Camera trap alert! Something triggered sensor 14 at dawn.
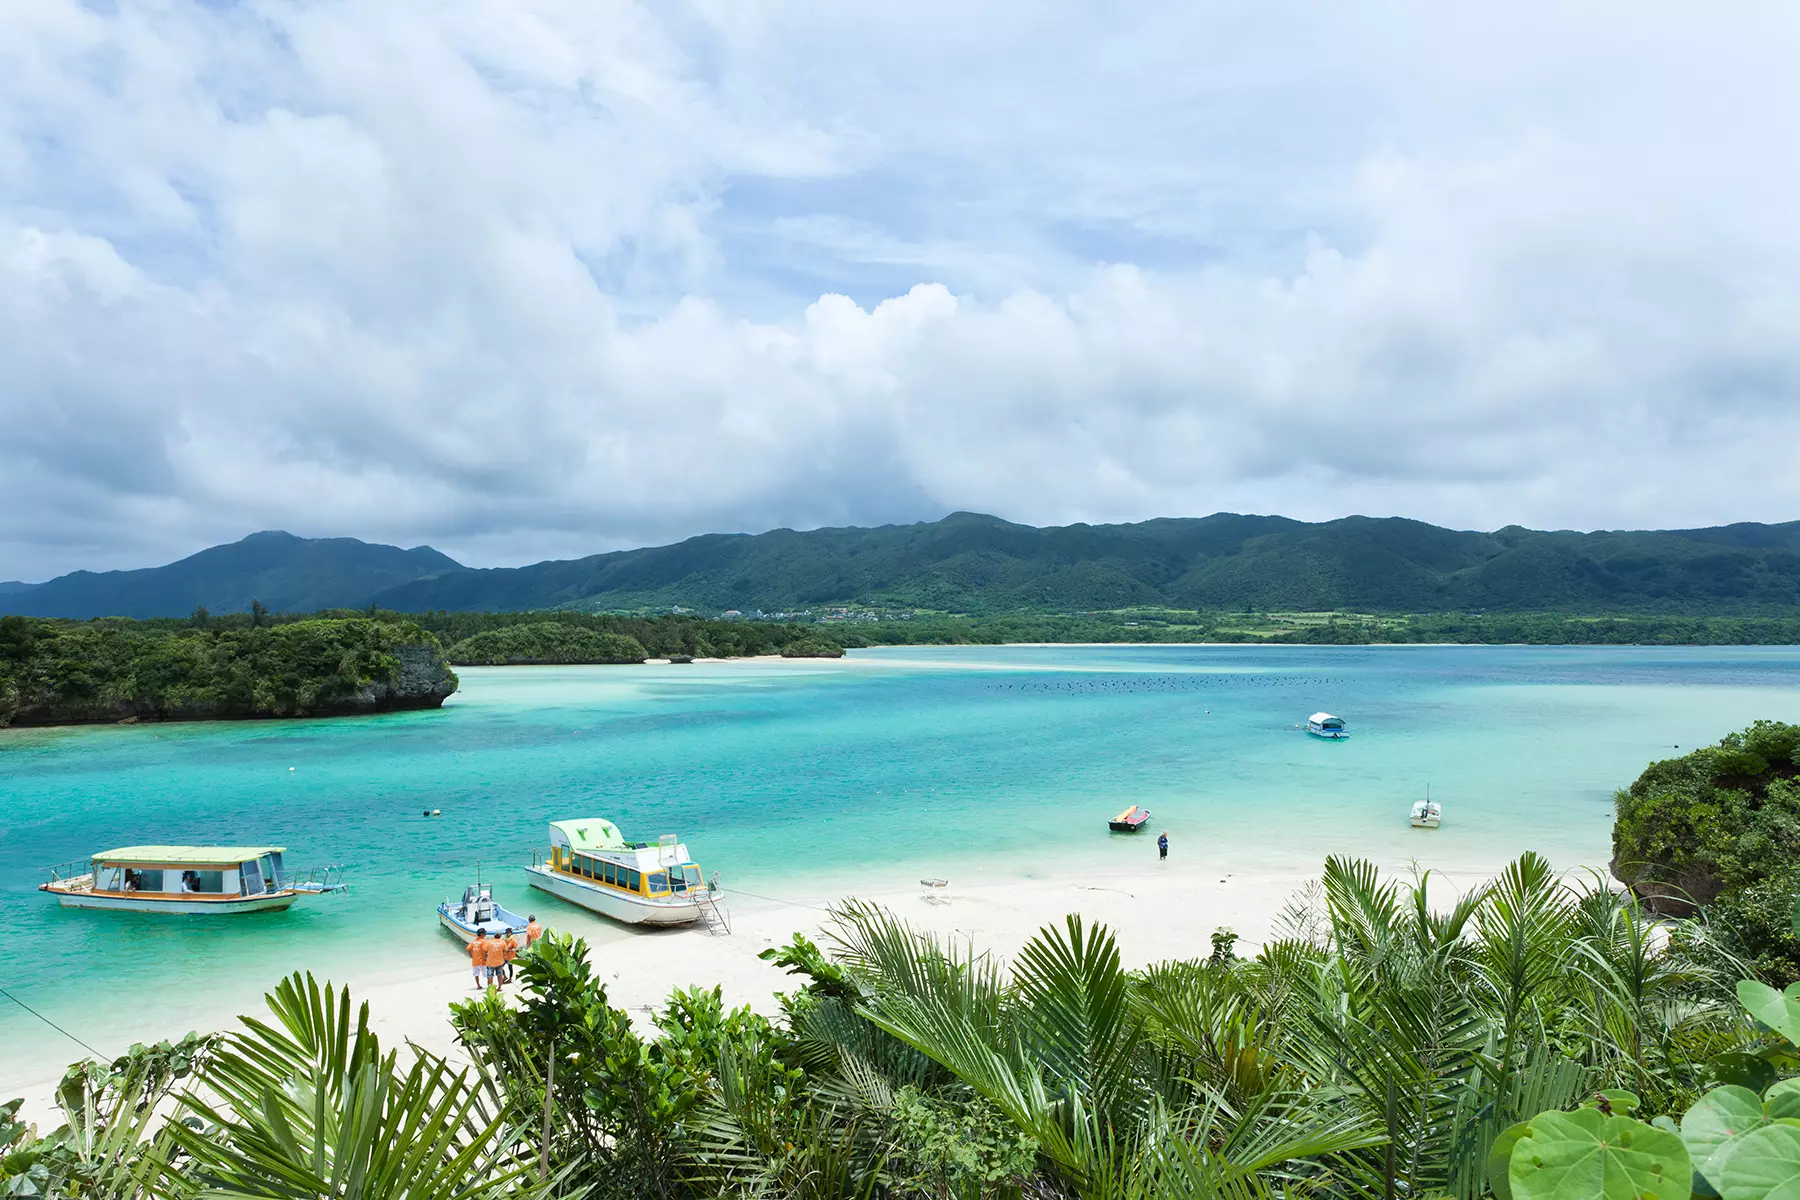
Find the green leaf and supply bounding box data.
[1509,1108,1691,1200]
[1488,1121,1531,1200]
[1585,1089,1641,1115]
[1716,1122,1800,1200]
[1709,1052,1779,1094]
[1768,1079,1800,1122]
[1740,980,1800,1046]
[1683,1085,1767,1191]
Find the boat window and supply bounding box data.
[262,854,283,890]
[624,868,641,892]
[241,860,265,895]
[124,868,165,893]
[179,870,226,894]
[599,861,614,886]
[94,865,124,891]
[647,871,669,894]
[682,865,703,889]
[582,855,596,879]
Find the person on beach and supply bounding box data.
[1157,831,1169,860]
[500,930,519,983]
[526,915,543,947]
[483,929,508,987]
[468,929,489,990]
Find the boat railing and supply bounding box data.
[43,859,92,886]
[287,864,350,894]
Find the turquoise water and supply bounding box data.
[4,644,1799,1089]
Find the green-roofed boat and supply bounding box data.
[39,846,346,914]
[524,819,708,926]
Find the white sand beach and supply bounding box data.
[4,849,1509,1127]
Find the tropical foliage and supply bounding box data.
[20,852,1798,1199]
[444,622,649,665]
[0,615,457,726]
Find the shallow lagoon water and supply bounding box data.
[3,643,1798,1087]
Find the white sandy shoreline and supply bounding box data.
[2,850,1534,1126]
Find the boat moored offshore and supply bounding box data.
[523,819,709,926]
[1306,712,1349,739]
[1410,789,1442,828]
[38,846,345,914]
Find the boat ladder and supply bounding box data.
[694,877,732,935]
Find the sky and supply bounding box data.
[3,2,1799,580]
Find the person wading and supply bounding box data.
[468,929,489,990]
[1157,831,1169,860]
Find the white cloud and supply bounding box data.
[2,0,1798,578]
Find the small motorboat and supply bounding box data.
[1410,789,1442,829]
[1307,713,1349,739]
[1109,805,1152,832]
[438,883,531,944]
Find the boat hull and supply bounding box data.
[1108,820,1149,832]
[437,902,533,943]
[523,865,701,926]
[45,889,300,914]
[1307,729,1348,739]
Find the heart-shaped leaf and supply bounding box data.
[1683,1085,1767,1192]
[1510,1108,1691,1200]
[1488,1120,1531,1200]
[1768,1079,1800,1122]
[1716,1122,1800,1200]
[1740,981,1800,1047]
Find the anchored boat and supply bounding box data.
[523,818,708,926]
[1410,788,1442,829]
[39,846,345,914]
[1306,712,1349,739]
[1108,805,1152,832]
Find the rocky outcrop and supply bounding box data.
[319,644,459,715]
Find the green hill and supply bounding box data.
[0,532,463,619]
[369,512,1800,615]
[9,513,1800,619]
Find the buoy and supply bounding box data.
[422,810,430,817]
[288,766,295,771]
[432,809,441,817]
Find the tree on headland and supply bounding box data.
[249,599,268,627]
[189,605,208,627]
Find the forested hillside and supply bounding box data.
[9,512,1800,619]
[370,511,1800,615]
[0,531,461,618]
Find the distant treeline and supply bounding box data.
[0,615,457,727]
[824,611,1800,646]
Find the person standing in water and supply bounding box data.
[1157,831,1169,860]
[468,929,489,990]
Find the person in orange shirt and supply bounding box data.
[482,929,509,987]
[468,929,489,990]
[499,930,519,984]
[525,916,543,947]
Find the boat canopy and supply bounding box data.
[548,819,625,854]
[1308,713,1345,727]
[92,845,284,865]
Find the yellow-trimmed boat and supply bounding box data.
[523,819,707,926]
[40,846,344,914]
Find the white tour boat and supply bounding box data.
[1307,712,1349,739]
[39,846,345,914]
[523,818,708,926]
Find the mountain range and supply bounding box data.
[5,512,1800,619]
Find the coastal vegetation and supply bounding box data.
[1613,720,1800,982]
[0,615,457,726]
[8,852,1799,1199]
[445,622,650,666]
